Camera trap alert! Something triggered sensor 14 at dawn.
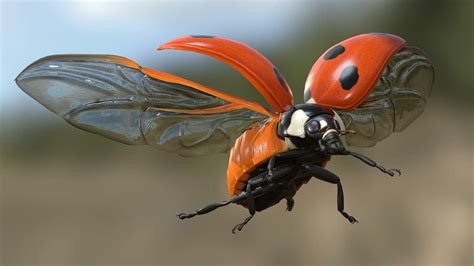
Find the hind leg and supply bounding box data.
[177,185,266,220]
[178,184,276,233]
[177,193,248,220]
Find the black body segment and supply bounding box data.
[178,142,399,232]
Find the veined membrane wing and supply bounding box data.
[16,55,273,156]
[336,47,434,147]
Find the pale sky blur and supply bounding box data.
[1,0,393,121]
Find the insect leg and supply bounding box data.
[285,181,297,211]
[286,197,295,212]
[266,149,311,181]
[176,188,260,220]
[302,163,358,224]
[345,151,401,177]
[232,182,256,234]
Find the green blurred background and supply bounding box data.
[1,0,472,265]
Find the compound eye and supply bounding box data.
[306,119,320,133]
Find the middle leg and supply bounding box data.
[302,163,358,224]
[232,182,257,233]
[284,181,297,211]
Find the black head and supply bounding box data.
[278,103,345,152]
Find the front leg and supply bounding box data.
[318,134,399,177]
[343,151,401,177]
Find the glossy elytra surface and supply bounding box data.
[158,36,294,113]
[304,33,406,110]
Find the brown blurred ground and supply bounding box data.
[1,0,473,265]
[3,96,472,265]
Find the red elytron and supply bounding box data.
[158,36,294,112]
[305,33,406,109]
[16,33,433,233]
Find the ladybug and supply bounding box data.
[16,33,433,233]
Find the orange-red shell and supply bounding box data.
[227,119,287,196]
[304,33,406,110]
[158,35,294,113]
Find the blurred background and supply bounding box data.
[1,0,472,265]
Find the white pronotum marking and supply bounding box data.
[286,109,309,138]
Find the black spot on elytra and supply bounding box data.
[339,65,359,90]
[323,45,345,60]
[273,67,290,92]
[190,35,216,38]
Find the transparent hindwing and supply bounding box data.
[336,47,434,147]
[16,55,270,156]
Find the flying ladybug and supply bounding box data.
[16,33,434,233]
